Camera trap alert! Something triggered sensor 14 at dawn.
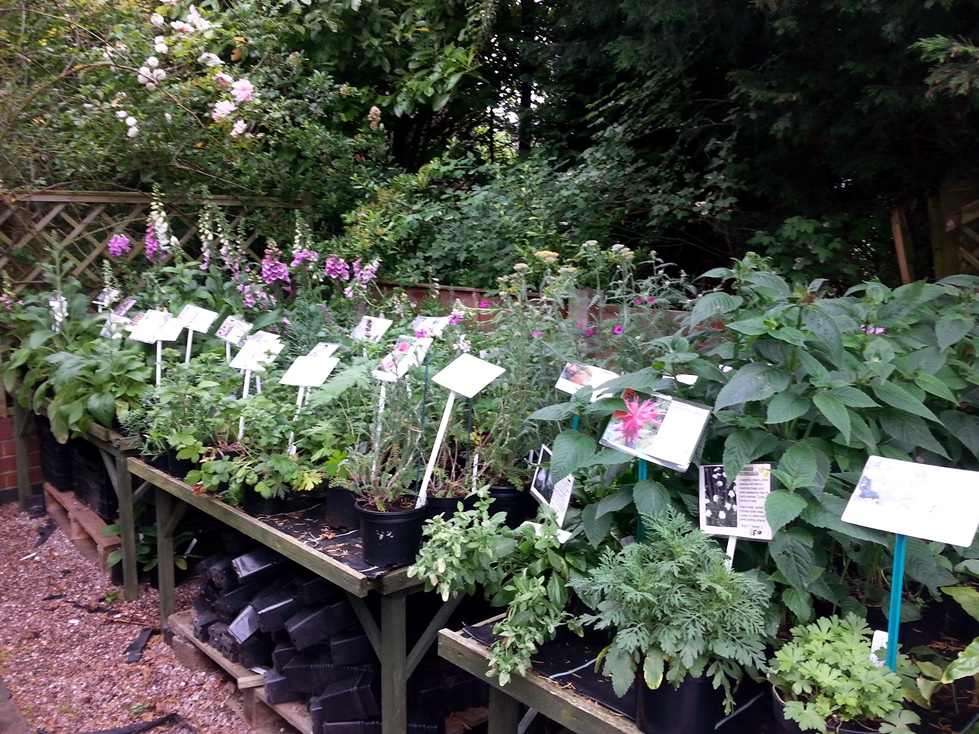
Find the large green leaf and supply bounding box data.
[803,308,843,362]
[595,368,674,395]
[714,363,791,411]
[528,403,576,421]
[633,479,670,516]
[771,527,816,591]
[878,411,950,460]
[801,492,889,545]
[904,538,957,594]
[582,503,615,548]
[765,490,808,532]
[943,639,979,683]
[765,392,811,425]
[745,270,791,297]
[687,292,744,327]
[941,410,979,459]
[722,428,779,481]
[913,373,957,404]
[771,441,818,490]
[941,586,979,623]
[781,587,813,623]
[595,486,633,518]
[936,314,974,351]
[813,393,851,444]
[872,380,939,423]
[726,318,769,336]
[550,430,596,482]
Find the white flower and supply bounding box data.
[198,52,223,66]
[171,20,193,32]
[145,56,159,68]
[164,113,172,123]
[230,119,247,137]
[137,67,154,85]
[152,68,167,82]
[155,41,168,54]
[125,116,137,127]
[115,110,128,119]
[187,5,211,31]
[718,511,726,520]
[214,72,233,87]
[150,13,165,26]
[127,126,139,138]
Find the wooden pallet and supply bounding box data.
[169,609,311,734]
[42,482,119,571]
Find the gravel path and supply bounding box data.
[0,500,260,734]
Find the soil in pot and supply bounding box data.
[636,674,723,734]
[356,499,426,567]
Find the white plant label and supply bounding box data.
[432,353,506,398]
[280,356,341,387]
[177,304,220,334]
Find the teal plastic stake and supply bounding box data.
[637,460,648,541]
[885,534,907,671]
[571,415,580,431]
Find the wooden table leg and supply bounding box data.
[379,589,408,734]
[12,404,33,511]
[156,486,177,623]
[114,454,139,601]
[489,687,521,734]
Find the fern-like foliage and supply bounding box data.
[570,509,773,711]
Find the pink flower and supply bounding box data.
[261,244,290,286]
[186,5,211,31]
[214,72,233,87]
[647,297,656,304]
[860,325,886,335]
[324,255,350,280]
[107,234,131,258]
[478,300,489,308]
[231,79,254,103]
[290,249,318,268]
[448,309,464,325]
[170,20,193,32]
[613,324,624,335]
[532,330,543,338]
[414,329,428,339]
[230,119,247,137]
[211,100,237,121]
[144,223,160,260]
[613,393,666,446]
[634,298,643,305]
[352,258,378,286]
[396,341,411,353]
[584,328,595,337]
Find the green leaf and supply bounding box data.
[582,503,615,548]
[714,363,791,411]
[596,368,673,395]
[771,527,816,591]
[801,492,888,545]
[913,373,957,404]
[580,448,631,468]
[550,430,596,482]
[726,318,769,336]
[872,380,939,423]
[765,392,811,424]
[943,639,979,683]
[687,292,744,327]
[824,385,879,408]
[722,428,778,481]
[781,587,813,623]
[941,410,979,459]
[595,487,633,518]
[878,411,949,460]
[745,271,791,298]
[803,308,843,362]
[941,586,979,623]
[813,393,851,443]
[936,314,974,351]
[87,393,116,428]
[765,490,808,532]
[904,538,957,594]
[633,479,670,516]
[528,403,576,421]
[771,442,818,490]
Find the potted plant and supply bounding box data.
[767,613,920,733]
[569,510,773,734]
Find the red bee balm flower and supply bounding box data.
[612,393,665,446]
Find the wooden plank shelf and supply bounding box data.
[43,481,120,571]
[169,609,313,734]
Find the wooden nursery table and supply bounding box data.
[12,404,143,601]
[127,457,463,734]
[438,626,641,734]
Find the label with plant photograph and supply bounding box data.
[177,304,220,334]
[554,361,619,401]
[372,336,433,383]
[599,389,711,472]
[699,463,775,541]
[214,315,253,347]
[350,315,393,342]
[530,445,574,527]
[308,342,340,359]
[230,331,284,372]
[128,309,172,343]
[409,315,451,339]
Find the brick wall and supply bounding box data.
[0,414,42,493]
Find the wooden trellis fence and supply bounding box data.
[0,191,306,292]
[946,198,979,277]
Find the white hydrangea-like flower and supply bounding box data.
[150,13,165,26]
[145,56,159,68]
[127,126,139,138]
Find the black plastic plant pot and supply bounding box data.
[356,502,426,567]
[635,674,722,734]
[324,486,361,530]
[424,493,478,521]
[489,484,535,529]
[165,449,198,482]
[770,688,864,734]
[241,483,288,516]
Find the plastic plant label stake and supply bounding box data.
[886,534,906,671]
[416,390,456,509]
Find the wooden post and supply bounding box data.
[12,404,33,511]
[380,590,409,734]
[488,688,521,734]
[890,207,914,284]
[156,486,177,623]
[115,454,140,601]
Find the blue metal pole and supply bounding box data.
[637,460,648,541]
[885,534,907,671]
